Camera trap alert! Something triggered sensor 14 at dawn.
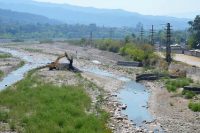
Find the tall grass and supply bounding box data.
[165,78,193,92]
[0,72,111,133]
[0,53,12,58]
[0,70,4,78]
[188,102,200,112]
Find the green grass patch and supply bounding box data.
[188,102,200,112]
[182,90,196,99]
[0,72,111,133]
[17,61,25,68]
[0,70,4,78]
[0,53,12,58]
[165,78,193,92]
[0,110,9,123]
[23,48,43,53]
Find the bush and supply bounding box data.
[166,84,177,92]
[0,70,4,78]
[0,53,12,58]
[95,39,121,53]
[120,43,155,62]
[182,90,196,99]
[165,78,193,92]
[188,102,200,112]
[0,111,9,122]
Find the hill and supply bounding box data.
[0,8,60,24]
[0,0,190,29]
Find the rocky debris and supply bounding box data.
[145,81,200,133]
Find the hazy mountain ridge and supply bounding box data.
[0,0,191,29]
[0,8,60,24]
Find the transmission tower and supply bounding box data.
[166,23,172,64]
[140,26,144,43]
[150,25,155,45]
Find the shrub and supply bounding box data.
[0,111,9,122]
[182,90,196,99]
[0,70,4,78]
[95,39,121,53]
[188,102,200,112]
[119,43,155,62]
[0,53,12,58]
[165,78,193,92]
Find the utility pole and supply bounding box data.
[140,26,144,44]
[150,25,155,45]
[166,23,172,64]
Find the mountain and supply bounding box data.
[0,8,60,24]
[0,0,191,29]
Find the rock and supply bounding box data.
[122,104,127,110]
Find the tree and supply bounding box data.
[188,15,200,49]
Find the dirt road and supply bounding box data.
[174,54,200,67]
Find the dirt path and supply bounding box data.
[174,54,200,67]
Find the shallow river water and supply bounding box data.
[0,48,154,128]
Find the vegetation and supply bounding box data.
[120,43,156,64]
[0,71,111,133]
[165,78,193,92]
[0,53,12,58]
[188,15,200,49]
[0,70,4,78]
[24,48,43,53]
[182,90,196,99]
[0,22,134,39]
[39,39,54,44]
[94,39,122,53]
[17,61,25,68]
[188,102,200,112]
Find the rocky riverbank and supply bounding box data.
[1,42,199,133]
[145,81,200,133]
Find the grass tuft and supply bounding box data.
[188,102,200,112]
[0,53,12,58]
[165,78,193,92]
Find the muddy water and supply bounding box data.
[83,67,153,126]
[0,48,50,90]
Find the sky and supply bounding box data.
[34,0,200,18]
